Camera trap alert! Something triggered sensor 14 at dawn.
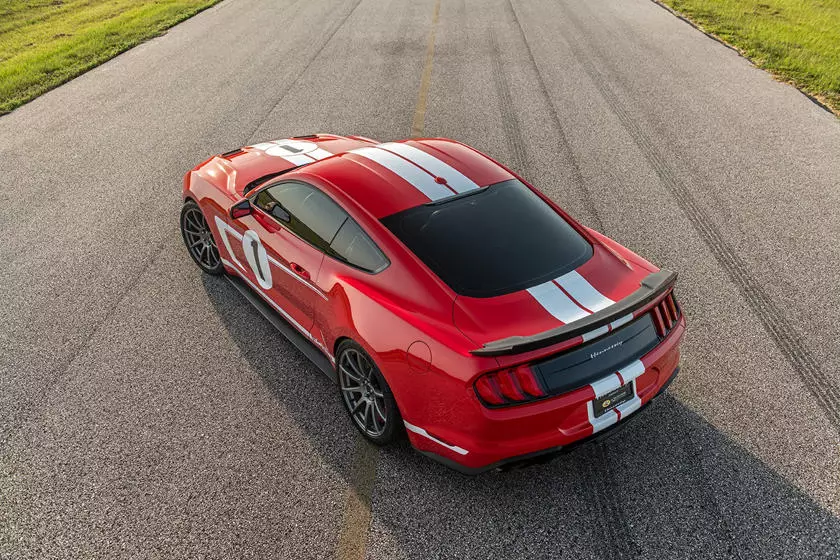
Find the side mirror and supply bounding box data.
[230,199,252,219]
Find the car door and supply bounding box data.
[236,181,346,333]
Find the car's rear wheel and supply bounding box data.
[180,200,224,275]
[337,341,401,445]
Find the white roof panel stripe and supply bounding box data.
[349,147,454,201]
[378,142,480,194]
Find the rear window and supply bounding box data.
[381,180,592,298]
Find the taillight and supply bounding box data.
[495,369,526,400]
[474,365,546,407]
[651,305,666,335]
[651,291,681,337]
[666,292,679,319]
[513,365,545,398]
[474,376,505,405]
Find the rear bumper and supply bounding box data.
[405,316,685,474]
[420,364,680,475]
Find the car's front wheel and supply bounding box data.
[180,200,224,275]
[337,340,402,445]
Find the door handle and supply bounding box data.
[290,262,310,280]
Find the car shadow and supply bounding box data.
[202,274,840,559]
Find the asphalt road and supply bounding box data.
[2,0,839,558]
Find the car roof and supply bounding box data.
[297,138,515,219]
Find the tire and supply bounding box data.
[336,340,402,445]
[180,200,224,275]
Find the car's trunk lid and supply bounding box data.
[453,243,662,363]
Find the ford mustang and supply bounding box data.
[179,134,685,473]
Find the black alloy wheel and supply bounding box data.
[337,341,401,444]
[180,200,224,275]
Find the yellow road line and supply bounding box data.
[411,0,442,137]
[336,435,379,560]
[336,2,441,558]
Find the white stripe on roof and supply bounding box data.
[349,146,455,200]
[378,142,480,194]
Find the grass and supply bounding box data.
[658,0,840,115]
[0,0,220,114]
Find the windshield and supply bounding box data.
[381,179,593,298]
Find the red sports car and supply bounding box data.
[180,134,685,473]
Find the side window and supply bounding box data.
[253,181,347,252]
[330,219,389,273]
[253,181,389,273]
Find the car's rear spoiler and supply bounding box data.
[469,270,678,357]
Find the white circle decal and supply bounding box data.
[242,230,272,290]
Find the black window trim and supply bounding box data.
[247,179,391,275]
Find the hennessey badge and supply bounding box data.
[591,341,623,360]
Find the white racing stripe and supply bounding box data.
[378,142,480,194]
[215,217,328,301]
[214,216,245,271]
[527,281,590,324]
[349,146,454,200]
[403,421,469,455]
[582,325,609,342]
[308,148,334,161]
[586,361,646,433]
[609,313,634,330]
[528,269,625,343]
[617,359,645,383]
[555,270,615,312]
[252,139,335,167]
[278,153,314,166]
[580,313,635,343]
[587,401,618,433]
[590,373,622,398]
[264,142,314,166]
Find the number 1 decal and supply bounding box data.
[214,216,273,289]
[242,230,272,289]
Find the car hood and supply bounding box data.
[452,238,657,354]
[193,134,376,200]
